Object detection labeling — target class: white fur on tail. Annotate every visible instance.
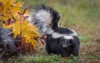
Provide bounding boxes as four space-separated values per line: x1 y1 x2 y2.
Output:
34 10 52 24
27 10 52 25
27 9 53 35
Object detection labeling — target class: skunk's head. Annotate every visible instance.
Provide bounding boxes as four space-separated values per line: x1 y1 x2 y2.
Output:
60 36 73 48
27 5 61 35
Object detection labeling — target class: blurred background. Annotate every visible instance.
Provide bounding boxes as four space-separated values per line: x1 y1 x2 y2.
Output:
18 0 100 63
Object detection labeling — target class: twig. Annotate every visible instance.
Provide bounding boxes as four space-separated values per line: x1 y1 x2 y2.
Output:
11 15 16 22
0 49 6 60
22 8 27 14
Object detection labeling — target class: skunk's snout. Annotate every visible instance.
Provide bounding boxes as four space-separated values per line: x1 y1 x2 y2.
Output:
62 44 71 48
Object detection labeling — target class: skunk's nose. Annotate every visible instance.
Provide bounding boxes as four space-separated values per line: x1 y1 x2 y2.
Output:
63 44 71 48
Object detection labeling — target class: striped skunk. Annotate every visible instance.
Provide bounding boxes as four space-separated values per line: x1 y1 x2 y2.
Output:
27 5 80 57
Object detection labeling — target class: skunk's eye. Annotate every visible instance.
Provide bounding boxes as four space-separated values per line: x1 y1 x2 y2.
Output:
60 38 65 42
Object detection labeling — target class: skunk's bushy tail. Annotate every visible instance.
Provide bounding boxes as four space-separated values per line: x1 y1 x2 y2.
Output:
27 5 61 29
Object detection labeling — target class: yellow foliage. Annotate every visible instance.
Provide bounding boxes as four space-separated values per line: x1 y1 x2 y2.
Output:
4 10 41 49
0 0 23 21
6 20 40 49
0 0 41 50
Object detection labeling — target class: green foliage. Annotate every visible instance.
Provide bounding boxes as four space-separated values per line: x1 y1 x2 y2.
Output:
0 54 81 63
0 54 64 63
24 54 63 63
79 35 89 42
67 55 80 63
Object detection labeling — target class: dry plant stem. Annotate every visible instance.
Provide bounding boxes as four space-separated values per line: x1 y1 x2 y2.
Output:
0 49 6 60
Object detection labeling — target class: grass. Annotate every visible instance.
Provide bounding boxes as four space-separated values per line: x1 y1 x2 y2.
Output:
0 54 80 63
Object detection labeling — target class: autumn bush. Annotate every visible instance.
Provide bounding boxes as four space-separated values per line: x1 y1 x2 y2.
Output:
0 0 41 54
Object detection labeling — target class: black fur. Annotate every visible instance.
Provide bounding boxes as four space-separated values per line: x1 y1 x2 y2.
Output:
46 28 80 57
0 27 17 53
